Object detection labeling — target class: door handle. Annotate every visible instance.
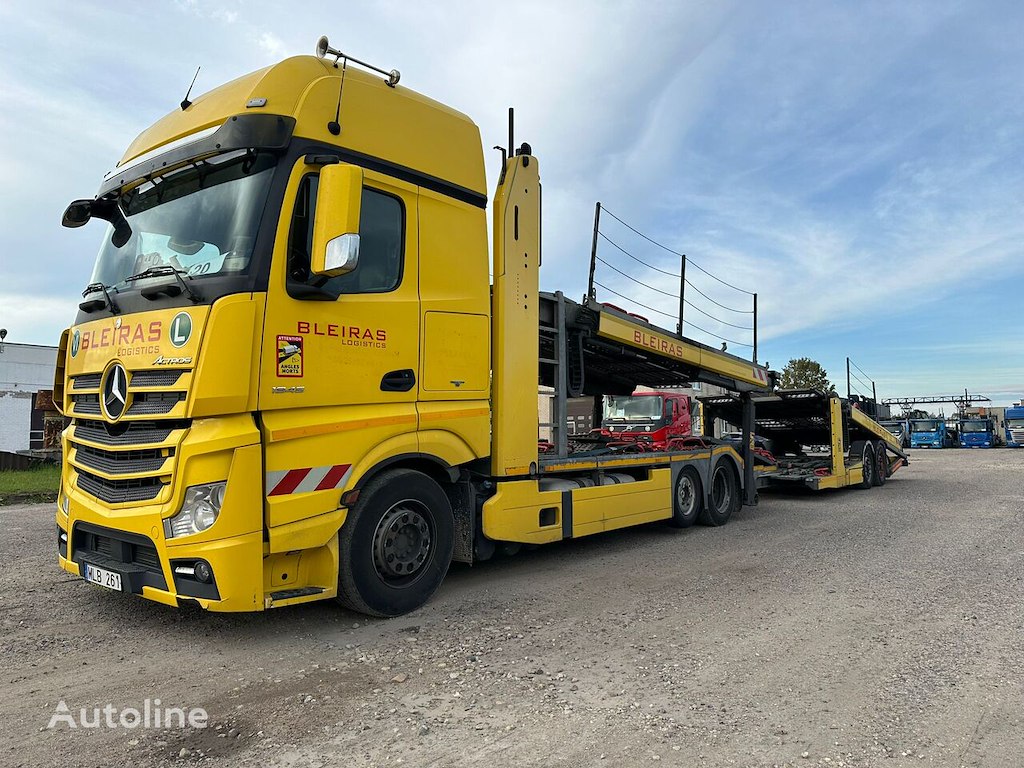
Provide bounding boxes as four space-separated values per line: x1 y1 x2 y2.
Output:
380 369 416 392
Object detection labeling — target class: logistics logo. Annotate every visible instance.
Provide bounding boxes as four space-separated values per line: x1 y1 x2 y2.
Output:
101 364 129 421
169 312 192 348
277 335 303 377
70 329 81 357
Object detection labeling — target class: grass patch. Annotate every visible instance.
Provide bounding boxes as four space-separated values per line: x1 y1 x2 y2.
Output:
0 464 61 501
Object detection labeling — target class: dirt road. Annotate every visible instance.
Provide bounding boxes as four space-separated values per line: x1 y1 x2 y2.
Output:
2 449 1021 767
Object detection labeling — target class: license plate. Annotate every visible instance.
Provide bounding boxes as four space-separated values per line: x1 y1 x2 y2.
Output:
84 563 122 592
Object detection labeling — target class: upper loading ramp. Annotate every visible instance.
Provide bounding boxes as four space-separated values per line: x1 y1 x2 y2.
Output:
539 294 775 396
701 389 908 458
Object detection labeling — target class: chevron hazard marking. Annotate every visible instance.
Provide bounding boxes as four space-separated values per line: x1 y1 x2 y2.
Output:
266 464 352 496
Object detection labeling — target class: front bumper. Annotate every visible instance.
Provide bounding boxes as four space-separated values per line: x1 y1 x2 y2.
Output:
58 519 263 611
57 417 265 611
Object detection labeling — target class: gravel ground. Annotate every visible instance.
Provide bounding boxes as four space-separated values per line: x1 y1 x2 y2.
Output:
2 449 1022 768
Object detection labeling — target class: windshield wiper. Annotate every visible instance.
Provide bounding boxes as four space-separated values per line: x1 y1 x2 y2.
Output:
79 282 121 314
124 265 202 303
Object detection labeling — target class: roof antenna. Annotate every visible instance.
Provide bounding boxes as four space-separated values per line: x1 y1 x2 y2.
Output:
327 57 348 136
180 66 201 111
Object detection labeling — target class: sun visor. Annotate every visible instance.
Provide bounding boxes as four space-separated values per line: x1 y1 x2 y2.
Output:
97 114 295 198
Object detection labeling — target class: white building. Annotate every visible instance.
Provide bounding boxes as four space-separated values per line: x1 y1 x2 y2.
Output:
0 342 59 452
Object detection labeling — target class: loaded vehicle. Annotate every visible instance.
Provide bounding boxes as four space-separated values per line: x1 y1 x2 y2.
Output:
879 418 910 448
910 417 956 448
958 417 998 448
1004 405 1024 447
581 391 693 451
701 389 908 491
54 38 777 617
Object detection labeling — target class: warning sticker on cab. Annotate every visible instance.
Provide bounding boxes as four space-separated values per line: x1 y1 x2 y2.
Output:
277 335 303 378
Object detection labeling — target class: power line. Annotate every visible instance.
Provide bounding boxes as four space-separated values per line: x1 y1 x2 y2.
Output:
598 232 677 277
593 280 753 348
598 232 754 313
685 277 754 314
594 256 753 331
601 206 755 295
849 359 874 386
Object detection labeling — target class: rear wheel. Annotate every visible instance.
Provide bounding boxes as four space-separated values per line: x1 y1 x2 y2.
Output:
850 440 875 489
336 469 454 617
873 442 888 486
699 459 740 526
669 466 702 528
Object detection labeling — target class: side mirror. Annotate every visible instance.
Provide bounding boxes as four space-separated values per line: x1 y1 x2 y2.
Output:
62 199 94 228
311 163 363 277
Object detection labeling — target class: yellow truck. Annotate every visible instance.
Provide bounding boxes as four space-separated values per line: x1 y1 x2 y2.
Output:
55 38 775 617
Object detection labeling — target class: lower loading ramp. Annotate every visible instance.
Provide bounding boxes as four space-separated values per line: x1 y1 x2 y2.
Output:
701 389 908 491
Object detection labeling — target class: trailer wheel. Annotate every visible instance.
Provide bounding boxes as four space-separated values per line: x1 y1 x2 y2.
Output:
850 440 875 489
699 460 739 526
873 442 888 486
336 469 454 617
669 466 702 528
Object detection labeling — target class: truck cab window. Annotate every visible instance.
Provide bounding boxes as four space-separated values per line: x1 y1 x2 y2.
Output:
287 175 404 299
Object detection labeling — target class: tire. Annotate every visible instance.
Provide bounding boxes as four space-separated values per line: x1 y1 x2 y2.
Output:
873 442 888 486
336 469 455 617
698 459 740 526
668 465 702 528
850 440 875 489
497 541 522 557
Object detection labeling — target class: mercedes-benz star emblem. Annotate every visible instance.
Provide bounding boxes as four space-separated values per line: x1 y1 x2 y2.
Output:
102 364 128 421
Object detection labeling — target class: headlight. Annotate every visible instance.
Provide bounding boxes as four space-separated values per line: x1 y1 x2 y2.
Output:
58 492 69 516
164 482 226 539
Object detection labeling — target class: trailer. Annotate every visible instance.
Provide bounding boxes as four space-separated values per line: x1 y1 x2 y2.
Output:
701 389 908 491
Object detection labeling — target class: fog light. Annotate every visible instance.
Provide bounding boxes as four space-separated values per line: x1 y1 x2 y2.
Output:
194 561 212 583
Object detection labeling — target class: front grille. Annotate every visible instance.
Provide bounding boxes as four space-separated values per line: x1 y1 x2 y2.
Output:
130 392 186 415
68 363 190 507
72 522 167 591
72 443 170 475
76 469 165 504
131 369 186 388
72 373 102 390
71 394 101 415
72 419 185 447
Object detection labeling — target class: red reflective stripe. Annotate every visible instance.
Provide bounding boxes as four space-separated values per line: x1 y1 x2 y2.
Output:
269 468 312 496
315 463 351 491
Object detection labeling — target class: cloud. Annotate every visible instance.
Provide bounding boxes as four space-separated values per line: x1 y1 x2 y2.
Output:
0 0 1021 407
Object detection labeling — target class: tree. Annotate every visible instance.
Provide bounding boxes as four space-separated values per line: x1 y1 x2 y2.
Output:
778 357 837 394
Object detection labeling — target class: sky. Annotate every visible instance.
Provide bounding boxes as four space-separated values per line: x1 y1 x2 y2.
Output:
1 0 1022 406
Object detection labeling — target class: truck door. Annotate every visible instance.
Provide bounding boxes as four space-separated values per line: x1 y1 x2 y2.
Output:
259 160 420 534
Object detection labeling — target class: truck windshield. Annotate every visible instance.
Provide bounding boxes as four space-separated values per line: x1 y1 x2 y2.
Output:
604 395 664 422
911 421 940 432
1007 419 1024 429
89 150 276 292
960 421 989 433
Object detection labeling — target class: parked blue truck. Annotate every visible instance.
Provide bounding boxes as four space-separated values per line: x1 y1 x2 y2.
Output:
1004 406 1024 447
910 418 956 448
958 418 997 448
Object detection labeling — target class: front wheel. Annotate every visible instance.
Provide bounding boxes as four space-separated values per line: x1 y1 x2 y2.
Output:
336 469 454 617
